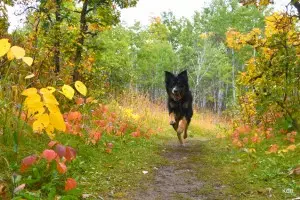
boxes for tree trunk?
[54,0,62,73]
[73,0,89,81]
[231,49,236,103]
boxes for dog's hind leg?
[177,132,183,145]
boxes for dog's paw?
[183,133,188,139]
[169,120,176,125]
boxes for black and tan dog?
[165,70,193,145]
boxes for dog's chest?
[169,101,189,110]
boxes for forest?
[0,0,299,199]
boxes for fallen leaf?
[25,73,35,79]
[13,184,25,193]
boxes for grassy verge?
[191,133,300,199]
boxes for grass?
[190,131,300,199]
[0,92,299,199]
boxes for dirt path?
[133,138,225,200]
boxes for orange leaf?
[65,178,77,191]
[57,162,67,174]
[67,111,82,122]
[75,98,85,105]
[266,144,278,154]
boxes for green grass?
[0,128,168,199]
[0,108,299,199]
[190,135,300,199]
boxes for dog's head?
[165,70,189,101]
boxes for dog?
[165,70,193,145]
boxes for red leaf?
[48,140,58,148]
[55,144,66,158]
[20,155,37,172]
[57,162,67,174]
[65,146,76,161]
[65,178,77,191]
[42,149,57,162]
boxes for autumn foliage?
[226,12,299,154]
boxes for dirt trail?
[133,138,223,200]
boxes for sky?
[7,0,291,32]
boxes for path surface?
[133,138,225,200]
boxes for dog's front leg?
[169,112,176,125]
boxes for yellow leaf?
[24,94,41,106]
[49,112,66,132]
[42,93,59,105]
[45,103,60,113]
[61,84,74,100]
[75,81,87,96]
[40,87,56,94]
[7,49,14,60]
[10,46,25,59]
[21,88,38,96]
[22,57,33,66]
[0,39,11,57]
[45,124,55,139]
[25,74,35,79]
[27,106,45,118]
[47,87,56,93]
[32,113,50,132]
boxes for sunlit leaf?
[75,81,87,96]
[32,113,50,132]
[43,93,59,105]
[61,84,74,100]
[7,49,14,60]
[22,57,33,66]
[45,124,55,139]
[10,46,25,59]
[21,88,37,96]
[0,39,11,57]
[49,111,66,132]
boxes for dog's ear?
[178,70,188,80]
[165,71,174,83]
